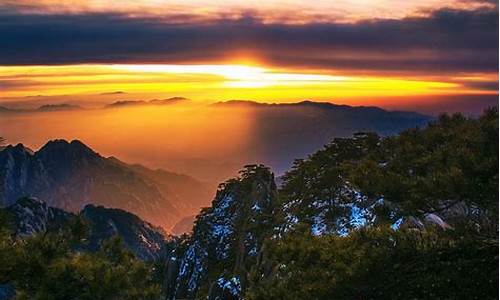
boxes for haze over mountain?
[106,97,189,108]
[163,111,498,299]
[0,0,496,297]
[36,104,83,112]
[208,100,432,175]
[0,139,212,232]
[0,100,433,185]
[0,110,496,299]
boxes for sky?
[0,0,498,113]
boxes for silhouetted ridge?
[150,97,189,105]
[1,143,34,156]
[0,139,212,231]
[213,100,429,118]
[37,104,82,111]
[106,97,190,108]
[36,139,101,175]
[37,139,96,155]
[106,100,147,108]
[211,100,266,107]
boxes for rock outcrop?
[165,165,277,299]
[1,198,169,261]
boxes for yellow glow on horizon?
[111,64,348,88]
[0,64,495,103]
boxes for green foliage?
[280,109,498,235]
[1,110,498,299]
[0,210,19,284]
[34,237,161,300]
[349,109,498,222]
[248,110,499,299]
[0,223,161,299]
[279,133,380,232]
[247,227,498,300]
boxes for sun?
[110,63,348,88]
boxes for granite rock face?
[82,204,168,261]
[2,197,168,261]
[164,165,277,300]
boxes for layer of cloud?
[0,7,497,75]
[1,0,497,24]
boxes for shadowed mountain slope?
[0,140,212,231]
[211,100,433,175]
[2,197,169,260]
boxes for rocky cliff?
[1,197,168,261]
[164,165,277,299]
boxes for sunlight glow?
[111,64,347,88]
[0,64,495,104]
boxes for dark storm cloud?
[0,8,497,73]
[461,80,499,91]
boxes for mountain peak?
[37,139,97,157]
[10,143,26,150]
[70,139,93,150]
[37,103,82,112]
[1,143,34,156]
[41,139,69,147]
[212,100,265,107]
[34,139,102,180]
[149,97,189,105]
[106,100,147,108]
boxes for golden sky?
[0,0,497,187]
[0,64,496,107]
[0,0,497,112]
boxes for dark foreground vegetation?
[0,109,498,299]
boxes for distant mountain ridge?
[36,103,83,111]
[0,97,189,112]
[0,139,212,232]
[211,99,433,175]
[1,99,430,117]
[105,97,189,108]
[0,103,83,113]
[162,110,497,299]
[0,100,433,231]
[213,99,429,119]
